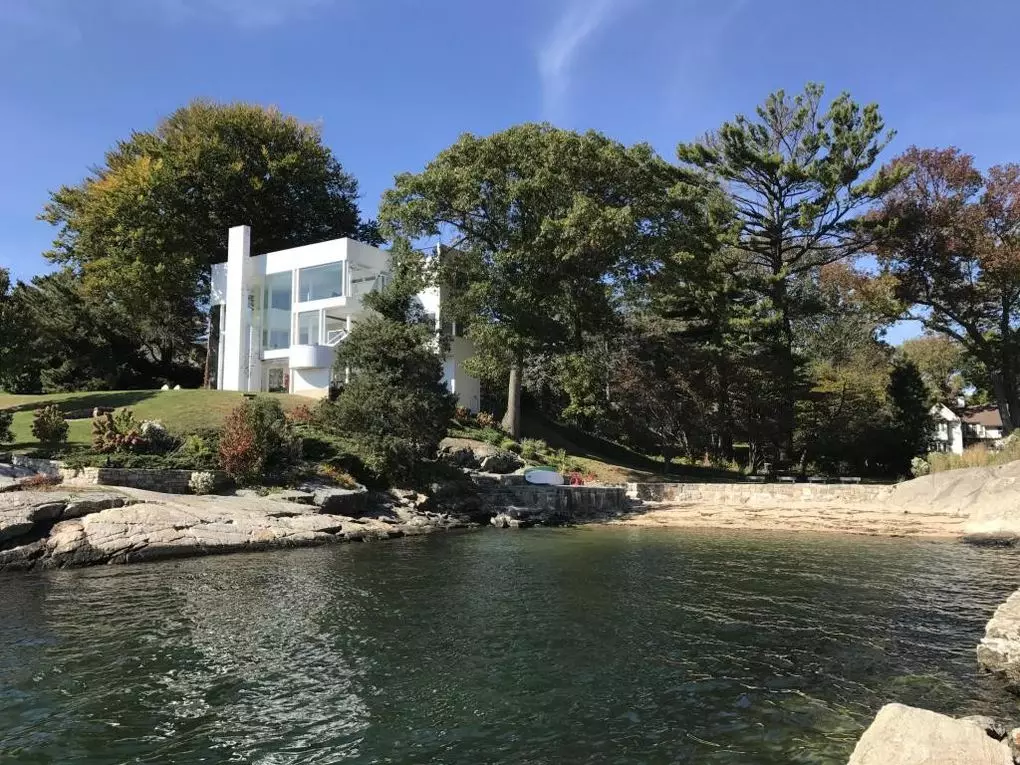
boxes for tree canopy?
[676,83,904,459]
[378,122,702,437]
[40,100,376,379]
[872,146,1020,432]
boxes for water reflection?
[0,529,1019,764]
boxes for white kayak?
[524,467,564,486]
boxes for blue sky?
[3,0,1020,342]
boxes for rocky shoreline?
[0,487,481,572]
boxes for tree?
[872,147,1020,433]
[885,359,932,476]
[0,268,22,390]
[2,269,180,393]
[41,100,375,380]
[899,334,965,403]
[318,275,457,484]
[793,263,896,475]
[378,123,686,438]
[676,83,902,462]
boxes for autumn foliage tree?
[873,147,1020,433]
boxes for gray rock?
[0,488,468,572]
[273,490,316,505]
[978,588,1020,690]
[1006,727,1020,763]
[313,487,368,516]
[847,703,1012,764]
[438,437,501,469]
[63,493,129,519]
[479,451,524,475]
[960,715,1008,741]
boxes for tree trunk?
[502,355,524,439]
[202,312,213,389]
[771,277,797,465]
[990,370,1020,435]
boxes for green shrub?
[499,438,522,454]
[31,405,68,444]
[520,438,547,461]
[0,409,12,444]
[910,456,931,477]
[174,431,220,469]
[218,396,301,486]
[482,429,505,447]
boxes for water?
[1,528,1019,764]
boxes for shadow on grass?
[5,391,158,414]
[520,409,740,482]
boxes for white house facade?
[210,225,480,409]
[930,403,964,455]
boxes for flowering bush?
[474,411,498,429]
[287,404,314,424]
[454,405,473,424]
[218,396,301,486]
[188,471,218,495]
[32,405,68,444]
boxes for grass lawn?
[0,389,311,452]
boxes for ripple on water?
[1,528,1019,764]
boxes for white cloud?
[537,0,630,122]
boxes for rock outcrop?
[438,437,523,474]
[0,487,474,572]
[846,703,1012,764]
[978,589,1020,690]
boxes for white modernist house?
[210,225,480,409]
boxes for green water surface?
[2,528,1019,763]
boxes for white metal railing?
[325,328,349,346]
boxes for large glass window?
[298,262,344,302]
[297,310,320,345]
[262,271,292,350]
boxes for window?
[265,366,287,393]
[297,310,320,345]
[298,262,343,302]
[262,272,292,350]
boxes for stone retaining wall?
[626,481,891,505]
[61,467,230,494]
[10,455,64,478]
[473,474,629,523]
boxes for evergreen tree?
[319,273,456,484]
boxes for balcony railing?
[325,328,349,346]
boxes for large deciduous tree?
[676,83,902,462]
[873,146,1020,433]
[378,123,690,438]
[41,100,376,380]
[898,334,965,403]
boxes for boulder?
[479,451,524,474]
[847,703,1012,764]
[438,437,499,469]
[959,716,1008,741]
[62,493,130,519]
[977,588,1020,689]
[313,487,368,516]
